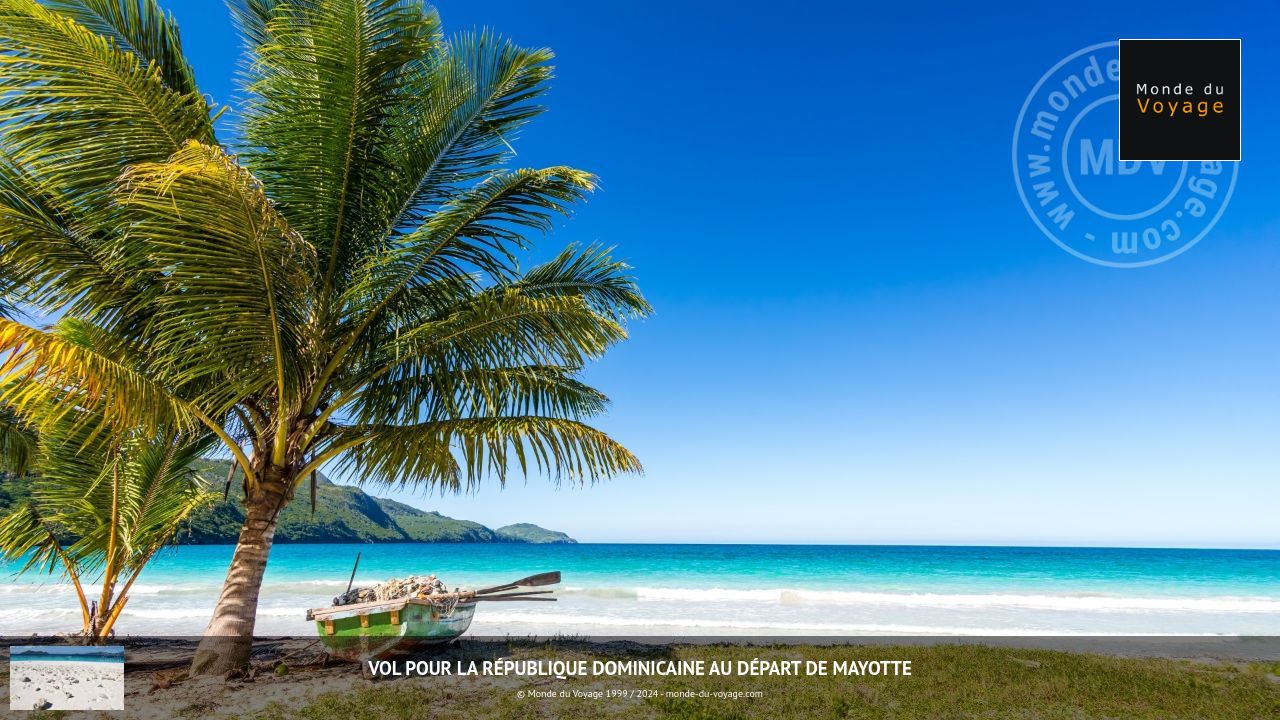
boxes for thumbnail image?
[8,645,124,712]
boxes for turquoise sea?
[2,544,1278,636]
[9,647,124,664]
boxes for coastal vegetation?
[0,421,214,641]
[0,0,646,674]
[1,246,213,643]
[492,523,576,544]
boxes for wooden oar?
[474,571,560,596]
[474,590,554,599]
[474,595,557,602]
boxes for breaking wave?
[554,587,1280,614]
[472,611,1213,636]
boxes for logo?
[1012,42,1237,267]
[1119,39,1240,161]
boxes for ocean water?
[1,544,1277,637]
[10,647,124,664]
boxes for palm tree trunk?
[189,469,292,675]
[95,459,121,640]
[98,559,148,640]
[54,545,92,636]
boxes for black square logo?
[1119,39,1240,161]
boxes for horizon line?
[172,540,1280,552]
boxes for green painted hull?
[313,599,476,662]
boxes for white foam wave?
[0,607,79,619]
[617,588,1280,613]
[125,605,307,620]
[124,608,214,619]
[473,611,1209,636]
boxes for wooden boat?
[306,594,478,662]
[306,571,560,662]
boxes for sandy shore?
[8,659,124,711]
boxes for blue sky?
[166,1,1278,547]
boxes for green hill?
[496,523,577,544]
[0,463,575,545]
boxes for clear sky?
[164,1,1278,547]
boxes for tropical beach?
[0,0,1277,717]
[6,646,124,711]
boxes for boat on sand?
[305,572,560,661]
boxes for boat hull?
[312,598,476,662]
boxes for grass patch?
[245,642,1280,719]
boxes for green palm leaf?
[236,0,442,299]
[115,142,317,410]
[42,426,215,569]
[335,416,641,493]
[375,29,555,239]
[41,0,202,96]
[0,317,192,435]
[0,0,213,204]
[0,502,64,575]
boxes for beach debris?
[33,699,51,710]
[332,574,448,606]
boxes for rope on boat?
[432,593,459,618]
[333,574,451,606]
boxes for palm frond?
[0,0,213,206]
[380,29,555,236]
[225,0,286,49]
[115,141,317,407]
[511,244,653,321]
[350,363,612,438]
[0,502,65,576]
[338,166,599,341]
[52,429,215,567]
[41,0,203,97]
[236,0,441,299]
[0,149,130,318]
[0,317,191,436]
[343,291,626,425]
[336,415,641,493]
[8,414,215,583]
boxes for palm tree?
[0,400,215,642]
[0,0,647,673]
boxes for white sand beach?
[9,659,124,711]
